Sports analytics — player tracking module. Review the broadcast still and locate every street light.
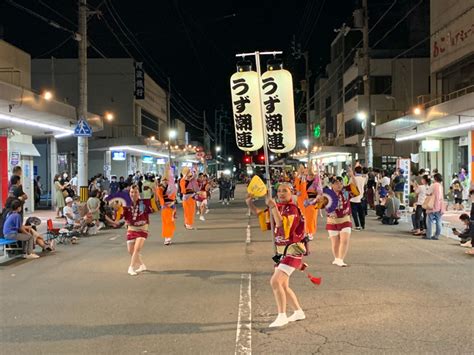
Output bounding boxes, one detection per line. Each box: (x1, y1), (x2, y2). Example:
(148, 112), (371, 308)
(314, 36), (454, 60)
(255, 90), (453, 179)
(227, 156), (232, 162)
(216, 146), (221, 153)
(43, 90), (53, 101)
(168, 129), (177, 139)
(356, 111), (367, 121)
(105, 112), (114, 121)
(302, 138), (309, 148)
(413, 107), (422, 115)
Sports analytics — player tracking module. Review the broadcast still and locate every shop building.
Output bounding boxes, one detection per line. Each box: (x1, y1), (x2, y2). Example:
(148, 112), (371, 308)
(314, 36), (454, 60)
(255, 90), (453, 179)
(0, 40), (102, 212)
(374, 0), (474, 188)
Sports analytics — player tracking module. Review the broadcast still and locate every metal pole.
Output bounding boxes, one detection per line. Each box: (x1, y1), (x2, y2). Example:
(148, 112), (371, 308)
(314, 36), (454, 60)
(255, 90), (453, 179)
(167, 77), (172, 166)
(77, 0), (88, 202)
(255, 51), (277, 254)
(363, 0), (373, 167)
(304, 51), (311, 168)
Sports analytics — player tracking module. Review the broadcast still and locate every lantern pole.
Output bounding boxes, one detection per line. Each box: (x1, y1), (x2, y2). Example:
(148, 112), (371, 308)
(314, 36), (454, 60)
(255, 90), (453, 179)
(236, 50), (283, 255)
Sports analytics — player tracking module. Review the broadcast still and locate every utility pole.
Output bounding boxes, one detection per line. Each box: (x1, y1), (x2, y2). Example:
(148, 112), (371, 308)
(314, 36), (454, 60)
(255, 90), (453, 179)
(362, 0), (373, 167)
(167, 77), (172, 165)
(77, 0), (88, 202)
(304, 51), (311, 166)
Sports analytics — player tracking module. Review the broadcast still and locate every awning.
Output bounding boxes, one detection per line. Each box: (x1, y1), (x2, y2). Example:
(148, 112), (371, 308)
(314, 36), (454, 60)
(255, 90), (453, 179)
(9, 141), (41, 157)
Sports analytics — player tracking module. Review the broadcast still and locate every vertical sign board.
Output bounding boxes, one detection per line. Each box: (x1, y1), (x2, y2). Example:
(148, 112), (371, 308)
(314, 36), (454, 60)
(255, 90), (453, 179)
(260, 69), (296, 153)
(230, 71), (264, 152)
(397, 158), (411, 205)
(134, 62), (145, 100)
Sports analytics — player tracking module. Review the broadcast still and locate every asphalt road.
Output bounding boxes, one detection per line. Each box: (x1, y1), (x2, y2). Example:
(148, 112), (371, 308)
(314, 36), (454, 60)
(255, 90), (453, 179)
(0, 185), (472, 354)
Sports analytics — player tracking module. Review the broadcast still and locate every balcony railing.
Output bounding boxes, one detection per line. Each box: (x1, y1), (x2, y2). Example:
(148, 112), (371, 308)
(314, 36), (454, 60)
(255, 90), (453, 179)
(417, 84), (474, 109)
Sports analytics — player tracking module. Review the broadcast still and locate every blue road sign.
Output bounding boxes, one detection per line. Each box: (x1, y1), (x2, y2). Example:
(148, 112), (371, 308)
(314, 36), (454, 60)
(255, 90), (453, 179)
(74, 118), (92, 137)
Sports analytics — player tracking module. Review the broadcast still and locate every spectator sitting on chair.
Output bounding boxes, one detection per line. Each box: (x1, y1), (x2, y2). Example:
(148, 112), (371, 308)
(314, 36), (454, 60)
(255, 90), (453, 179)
(2, 199), (40, 259)
(453, 213), (473, 248)
(382, 190), (401, 225)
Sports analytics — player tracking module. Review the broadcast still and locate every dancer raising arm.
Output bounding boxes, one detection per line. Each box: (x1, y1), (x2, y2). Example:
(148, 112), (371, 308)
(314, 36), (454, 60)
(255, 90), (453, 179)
(246, 183), (312, 328)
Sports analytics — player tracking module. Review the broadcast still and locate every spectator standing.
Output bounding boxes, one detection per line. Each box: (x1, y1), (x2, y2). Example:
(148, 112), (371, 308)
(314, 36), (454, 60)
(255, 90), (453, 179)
(350, 166), (367, 230)
(34, 176), (42, 207)
(412, 175), (430, 235)
(425, 173), (444, 240)
(393, 169), (405, 202)
(110, 176), (119, 194)
(53, 174), (66, 218)
(70, 172), (78, 195)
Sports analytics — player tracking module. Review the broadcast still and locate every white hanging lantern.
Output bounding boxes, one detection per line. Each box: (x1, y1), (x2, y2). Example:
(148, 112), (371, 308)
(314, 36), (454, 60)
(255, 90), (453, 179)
(260, 69), (296, 153)
(230, 71), (264, 151)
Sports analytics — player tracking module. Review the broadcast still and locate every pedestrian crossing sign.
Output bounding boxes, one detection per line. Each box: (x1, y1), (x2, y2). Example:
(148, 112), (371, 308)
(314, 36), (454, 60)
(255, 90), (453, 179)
(74, 118), (92, 137)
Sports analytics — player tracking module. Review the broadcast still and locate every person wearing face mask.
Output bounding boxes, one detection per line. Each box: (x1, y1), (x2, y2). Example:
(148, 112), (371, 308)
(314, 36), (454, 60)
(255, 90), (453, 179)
(246, 183), (309, 328)
(110, 176), (119, 194)
(156, 165), (177, 245)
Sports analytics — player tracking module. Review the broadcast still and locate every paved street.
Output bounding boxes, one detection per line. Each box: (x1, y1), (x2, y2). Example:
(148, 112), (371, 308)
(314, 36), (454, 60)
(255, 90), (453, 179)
(0, 186), (472, 354)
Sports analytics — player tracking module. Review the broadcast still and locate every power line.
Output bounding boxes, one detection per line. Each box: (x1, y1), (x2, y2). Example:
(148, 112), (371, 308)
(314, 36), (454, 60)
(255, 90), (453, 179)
(33, 35), (72, 58)
(371, 0), (424, 49)
(38, 0), (76, 27)
(298, 0), (412, 115)
(302, 0), (327, 49)
(104, 0), (204, 118)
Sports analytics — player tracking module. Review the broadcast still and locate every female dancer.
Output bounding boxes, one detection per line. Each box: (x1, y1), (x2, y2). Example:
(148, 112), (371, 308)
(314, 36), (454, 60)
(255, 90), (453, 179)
(157, 166), (177, 245)
(302, 169), (321, 241)
(246, 183), (308, 328)
(123, 184), (153, 276)
(179, 167), (197, 230)
(326, 168), (358, 267)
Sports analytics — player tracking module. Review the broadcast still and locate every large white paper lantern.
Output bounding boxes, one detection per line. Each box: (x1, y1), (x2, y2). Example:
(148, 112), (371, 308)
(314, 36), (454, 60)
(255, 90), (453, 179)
(260, 69), (296, 153)
(230, 71), (264, 151)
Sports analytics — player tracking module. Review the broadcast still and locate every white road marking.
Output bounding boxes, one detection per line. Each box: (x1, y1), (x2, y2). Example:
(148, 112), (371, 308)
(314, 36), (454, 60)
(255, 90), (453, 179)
(235, 273), (252, 355)
(246, 226), (251, 244)
(109, 235), (119, 241)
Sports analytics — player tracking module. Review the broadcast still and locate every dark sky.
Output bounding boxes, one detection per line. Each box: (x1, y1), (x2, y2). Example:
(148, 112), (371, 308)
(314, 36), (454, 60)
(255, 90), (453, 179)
(0, 0), (425, 156)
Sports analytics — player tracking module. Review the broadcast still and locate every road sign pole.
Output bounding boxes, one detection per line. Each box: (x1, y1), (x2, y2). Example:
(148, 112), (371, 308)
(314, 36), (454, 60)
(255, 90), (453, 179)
(77, 0), (88, 202)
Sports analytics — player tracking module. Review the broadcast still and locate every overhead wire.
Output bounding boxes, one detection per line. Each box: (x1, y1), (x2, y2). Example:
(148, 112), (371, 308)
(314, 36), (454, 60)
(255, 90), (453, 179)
(105, 0), (204, 117)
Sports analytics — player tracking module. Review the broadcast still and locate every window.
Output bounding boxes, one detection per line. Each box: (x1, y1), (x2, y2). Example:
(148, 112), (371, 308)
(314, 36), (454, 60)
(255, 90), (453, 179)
(344, 76), (363, 102)
(141, 109), (159, 138)
(370, 76), (392, 95)
(344, 118), (364, 138)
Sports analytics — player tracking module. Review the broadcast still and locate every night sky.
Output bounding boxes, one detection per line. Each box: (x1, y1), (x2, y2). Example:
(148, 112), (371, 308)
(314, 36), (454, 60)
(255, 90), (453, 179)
(0, 0), (424, 156)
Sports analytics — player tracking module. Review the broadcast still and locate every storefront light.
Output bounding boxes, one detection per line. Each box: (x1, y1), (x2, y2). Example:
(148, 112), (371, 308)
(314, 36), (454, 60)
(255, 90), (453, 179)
(396, 121), (474, 141)
(110, 146), (173, 158)
(0, 113), (74, 137)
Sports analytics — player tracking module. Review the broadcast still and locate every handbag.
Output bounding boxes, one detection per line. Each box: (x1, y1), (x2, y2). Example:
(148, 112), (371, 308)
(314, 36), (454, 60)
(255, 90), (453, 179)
(422, 194), (434, 210)
(62, 190), (69, 198)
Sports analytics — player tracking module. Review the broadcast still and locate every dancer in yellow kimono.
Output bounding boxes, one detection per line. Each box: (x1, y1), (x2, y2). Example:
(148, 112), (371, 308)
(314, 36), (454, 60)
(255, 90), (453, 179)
(157, 165), (177, 245)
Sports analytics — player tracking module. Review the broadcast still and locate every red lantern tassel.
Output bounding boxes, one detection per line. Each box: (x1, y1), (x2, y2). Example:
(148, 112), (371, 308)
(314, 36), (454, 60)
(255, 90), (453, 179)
(307, 273), (322, 285)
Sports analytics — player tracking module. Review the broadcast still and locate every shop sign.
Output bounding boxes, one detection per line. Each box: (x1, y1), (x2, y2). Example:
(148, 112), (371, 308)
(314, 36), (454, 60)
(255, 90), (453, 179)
(134, 62), (145, 100)
(397, 158), (411, 205)
(9, 151), (20, 166)
(459, 136), (468, 146)
(142, 156), (154, 164)
(260, 68), (296, 153)
(230, 70), (264, 151)
(112, 151), (126, 161)
(58, 154), (67, 164)
(156, 158), (166, 165)
(181, 162), (193, 167)
(421, 140), (440, 152)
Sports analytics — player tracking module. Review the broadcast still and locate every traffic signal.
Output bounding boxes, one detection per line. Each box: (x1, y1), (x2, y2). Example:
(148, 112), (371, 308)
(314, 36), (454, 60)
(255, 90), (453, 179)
(258, 154), (265, 162)
(243, 155), (252, 164)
